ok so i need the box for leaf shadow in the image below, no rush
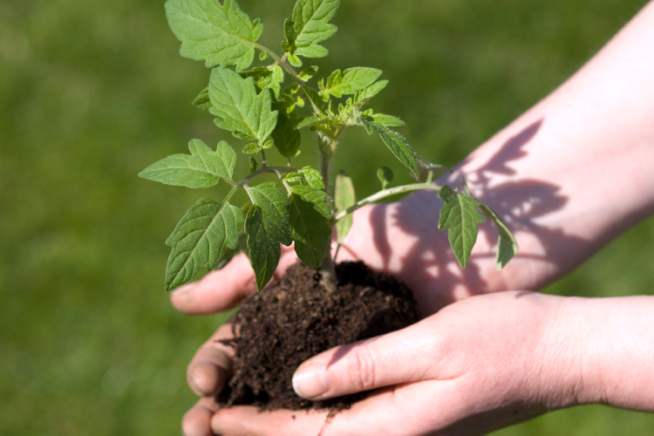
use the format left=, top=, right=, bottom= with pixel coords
left=358, top=119, right=589, bottom=316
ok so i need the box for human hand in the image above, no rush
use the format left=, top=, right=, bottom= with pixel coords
left=207, top=291, right=586, bottom=435
left=172, top=197, right=528, bottom=436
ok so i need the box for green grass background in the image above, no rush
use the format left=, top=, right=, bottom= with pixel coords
left=2, top=0, right=653, bottom=434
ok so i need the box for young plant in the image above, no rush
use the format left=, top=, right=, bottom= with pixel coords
left=139, top=0, right=518, bottom=293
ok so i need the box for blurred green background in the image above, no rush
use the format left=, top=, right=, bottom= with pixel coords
left=2, top=0, right=653, bottom=434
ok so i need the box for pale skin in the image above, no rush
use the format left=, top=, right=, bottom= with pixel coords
left=171, top=2, right=654, bottom=435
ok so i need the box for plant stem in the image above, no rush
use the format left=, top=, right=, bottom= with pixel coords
left=333, top=183, right=441, bottom=222
left=317, top=134, right=340, bottom=293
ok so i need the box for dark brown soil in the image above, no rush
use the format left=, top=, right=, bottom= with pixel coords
left=217, top=261, right=418, bottom=411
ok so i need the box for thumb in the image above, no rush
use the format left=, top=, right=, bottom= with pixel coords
left=292, top=321, right=433, bottom=400
left=171, top=248, right=299, bottom=314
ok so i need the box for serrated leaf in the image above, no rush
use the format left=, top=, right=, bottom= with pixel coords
left=377, top=166, right=394, bottom=190
left=299, top=167, right=324, bottom=190
left=319, top=68, right=382, bottom=101
left=165, top=0, right=263, bottom=71
left=289, top=185, right=332, bottom=268
left=335, top=171, right=355, bottom=244
left=139, top=139, right=236, bottom=188
left=478, top=204, right=519, bottom=270
left=246, top=205, right=280, bottom=290
left=193, top=87, right=212, bottom=109
left=438, top=185, right=484, bottom=269
left=248, top=182, right=292, bottom=246
left=371, top=113, right=405, bottom=127
left=271, top=112, right=301, bottom=158
left=209, top=67, right=278, bottom=143
left=362, top=120, right=419, bottom=176
left=165, top=198, right=244, bottom=291
left=284, top=0, right=340, bottom=59
left=354, top=80, right=389, bottom=104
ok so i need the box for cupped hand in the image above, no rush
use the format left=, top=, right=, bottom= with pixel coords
left=209, top=291, right=578, bottom=436
left=171, top=200, right=527, bottom=436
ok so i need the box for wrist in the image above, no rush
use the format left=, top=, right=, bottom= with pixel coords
left=542, top=295, right=654, bottom=411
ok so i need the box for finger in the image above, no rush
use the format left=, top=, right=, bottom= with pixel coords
left=171, top=254, right=257, bottom=314
left=171, top=247, right=300, bottom=315
left=188, top=321, right=234, bottom=397
left=182, top=398, right=220, bottom=436
left=292, top=320, right=435, bottom=400
left=211, top=406, right=327, bottom=436
left=209, top=384, right=442, bottom=436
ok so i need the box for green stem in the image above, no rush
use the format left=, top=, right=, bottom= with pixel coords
left=317, top=135, right=340, bottom=293
left=222, top=184, right=241, bottom=204
left=333, top=183, right=441, bottom=222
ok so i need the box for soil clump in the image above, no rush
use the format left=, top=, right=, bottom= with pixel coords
left=218, top=261, right=418, bottom=411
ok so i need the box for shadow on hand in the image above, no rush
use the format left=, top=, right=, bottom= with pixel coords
left=364, top=119, right=587, bottom=315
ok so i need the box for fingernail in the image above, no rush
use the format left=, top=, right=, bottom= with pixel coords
left=189, top=376, right=209, bottom=396
left=292, top=365, right=330, bottom=399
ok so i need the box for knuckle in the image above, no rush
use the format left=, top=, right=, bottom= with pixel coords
left=346, top=345, right=377, bottom=392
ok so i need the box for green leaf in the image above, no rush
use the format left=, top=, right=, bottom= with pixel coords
left=247, top=182, right=292, bottom=246
left=299, top=167, right=324, bottom=189
left=371, top=113, right=405, bottom=127
left=299, top=66, right=319, bottom=82
left=478, top=204, right=519, bottom=270
left=209, top=67, right=278, bottom=143
left=139, top=139, right=236, bottom=188
left=271, top=112, right=301, bottom=158
left=165, top=198, right=244, bottom=291
left=249, top=156, right=258, bottom=173
left=243, top=143, right=262, bottom=154
left=335, top=171, right=355, bottom=244
left=248, top=65, right=284, bottom=99
left=288, top=54, right=303, bottom=67
left=289, top=185, right=332, bottom=268
left=296, top=115, right=330, bottom=130
left=193, top=87, right=212, bottom=110
left=361, top=120, right=419, bottom=176
left=213, top=232, right=248, bottom=271
left=302, top=86, right=328, bottom=112
left=438, top=185, right=484, bottom=269
left=354, top=80, right=389, bottom=104
left=246, top=205, right=280, bottom=290
left=377, top=166, right=394, bottom=190
left=284, top=172, right=303, bottom=185
left=164, top=0, right=263, bottom=71
left=319, top=68, right=382, bottom=101
left=284, top=0, right=340, bottom=59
